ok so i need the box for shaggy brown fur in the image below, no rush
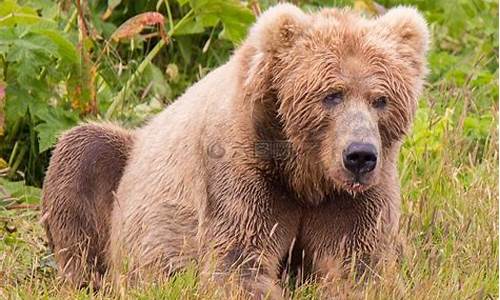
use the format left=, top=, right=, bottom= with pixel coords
left=42, top=4, right=428, bottom=298
left=42, top=123, right=133, bottom=286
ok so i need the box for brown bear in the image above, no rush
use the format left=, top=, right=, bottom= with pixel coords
left=41, top=3, right=429, bottom=298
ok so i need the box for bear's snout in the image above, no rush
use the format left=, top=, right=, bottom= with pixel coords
left=342, top=142, right=378, bottom=177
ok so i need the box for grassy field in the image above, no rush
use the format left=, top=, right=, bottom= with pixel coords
left=0, top=0, right=498, bottom=299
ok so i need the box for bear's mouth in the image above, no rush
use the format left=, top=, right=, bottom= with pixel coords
left=329, top=169, right=373, bottom=195
left=337, top=173, right=375, bottom=195
left=344, top=180, right=370, bottom=194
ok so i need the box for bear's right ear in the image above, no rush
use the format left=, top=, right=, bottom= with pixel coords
left=241, top=4, right=308, bottom=91
left=246, top=3, right=309, bottom=55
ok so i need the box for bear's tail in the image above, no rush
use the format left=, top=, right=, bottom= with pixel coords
left=41, top=122, right=133, bottom=287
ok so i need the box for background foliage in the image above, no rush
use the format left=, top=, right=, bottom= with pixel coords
left=0, top=0, right=498, bottom=298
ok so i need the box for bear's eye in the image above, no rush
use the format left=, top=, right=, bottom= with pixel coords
left=373, top=96, right=388, bottom=110
left=323, top=91, right=344, bottom=107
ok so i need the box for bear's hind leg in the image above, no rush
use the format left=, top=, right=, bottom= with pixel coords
left=41, top=122, right=133, bottom=287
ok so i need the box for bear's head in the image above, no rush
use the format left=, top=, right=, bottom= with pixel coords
left=239, top=4, right=429, bottom=203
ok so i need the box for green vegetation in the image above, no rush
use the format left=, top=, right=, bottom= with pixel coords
left=0, top=0, right=498, bottom=298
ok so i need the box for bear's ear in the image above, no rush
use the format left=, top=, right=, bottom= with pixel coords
left=246, top=3, right=309, bottom=54
left=378, top=7, right=429, bottom=55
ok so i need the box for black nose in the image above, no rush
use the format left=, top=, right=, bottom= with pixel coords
left=343, top=143, right=377, bottom=175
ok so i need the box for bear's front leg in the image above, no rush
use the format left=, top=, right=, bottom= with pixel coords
left=199, top=244, right=283, bottom=299
left=199, top=175, right=301, bottom=299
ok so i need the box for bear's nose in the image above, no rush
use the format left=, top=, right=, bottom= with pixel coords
left=343, top=143, right=377, bottom=175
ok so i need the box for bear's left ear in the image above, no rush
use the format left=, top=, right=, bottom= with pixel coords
left=246, top=3, right=309, bottom=54
left=378, top=7, right=430, bottom=55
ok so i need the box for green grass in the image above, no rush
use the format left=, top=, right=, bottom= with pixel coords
left=0, top=0, right=498, bottom=299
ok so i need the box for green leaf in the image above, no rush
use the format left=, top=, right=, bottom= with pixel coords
left=5, top=34, right=55, bottom=69
left=4, top=83, right=33, bottom=124
left=218, top=15, right=251, bottom=43
left=198, top=14, right=219, bottom=28
left=34, top=107, right=78, bottom=152
left=188, top=0, right=255, bottom=43
left=7, top=34, right=58, bottom=62
left=0, top=13, right=56, bottom=27
left=3, top=31, right=65, bottom=85
left=24, top=0, right=59, bottom=19
left=0, top=0, right=56, bottom=27
left=173, top=16, right=205, bottom=35
left=143, top=64, right=171, bottom=100
left=177, top=0, right=190, bottom=6
left=428, top=51, right=458, bottom=80
left=0, top=26, right=16, bottom=54
left=0, top=0, right=37, bottom=17
left=464, top=114, right=494, bottom=140
left=0, top=178, right=41, bottom=204
left=31, top=29, right=80, bottom=65
left=214, top=1, right=255, bottom=42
